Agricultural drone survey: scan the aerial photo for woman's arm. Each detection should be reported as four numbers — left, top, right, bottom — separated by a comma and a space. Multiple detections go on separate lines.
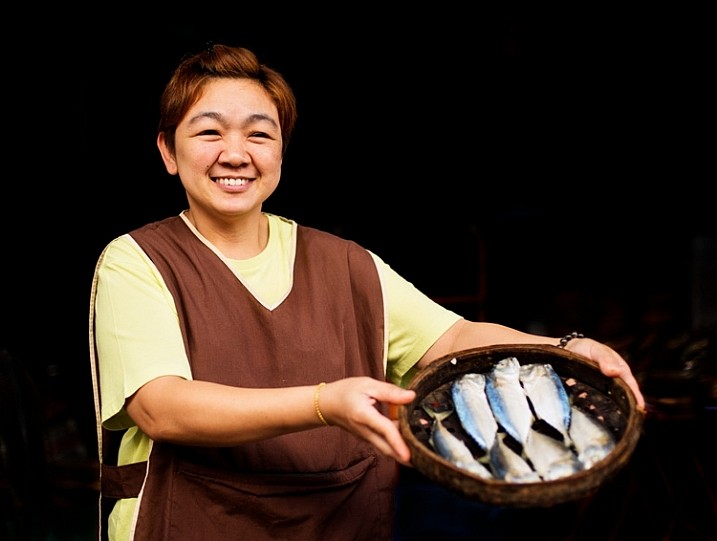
417, 319, 646, 411
126, 375, 417, 465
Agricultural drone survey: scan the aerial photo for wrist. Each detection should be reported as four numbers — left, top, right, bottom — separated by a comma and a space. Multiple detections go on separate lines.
314, 382, 330, 426
557, 331, 585, 349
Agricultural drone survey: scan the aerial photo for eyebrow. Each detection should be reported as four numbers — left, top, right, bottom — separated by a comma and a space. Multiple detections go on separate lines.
187, 111, 278, 129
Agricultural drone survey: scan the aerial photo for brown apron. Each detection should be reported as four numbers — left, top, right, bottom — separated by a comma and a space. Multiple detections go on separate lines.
94, 217, 396, 540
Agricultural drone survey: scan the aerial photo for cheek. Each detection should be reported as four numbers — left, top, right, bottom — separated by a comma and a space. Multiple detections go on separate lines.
180, 146, 216, 171
255, 147, 283, 170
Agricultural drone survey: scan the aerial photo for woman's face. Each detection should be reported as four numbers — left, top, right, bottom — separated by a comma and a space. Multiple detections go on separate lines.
158, 78, 283, 222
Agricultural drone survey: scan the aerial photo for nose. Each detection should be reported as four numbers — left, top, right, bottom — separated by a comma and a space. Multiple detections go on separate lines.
220, 135, 250, 166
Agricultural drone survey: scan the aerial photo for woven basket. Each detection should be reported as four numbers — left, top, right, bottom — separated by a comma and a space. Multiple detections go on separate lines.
398, 344, 644, 507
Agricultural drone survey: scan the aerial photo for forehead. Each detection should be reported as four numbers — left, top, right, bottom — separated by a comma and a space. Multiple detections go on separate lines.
188, 78, 278, 121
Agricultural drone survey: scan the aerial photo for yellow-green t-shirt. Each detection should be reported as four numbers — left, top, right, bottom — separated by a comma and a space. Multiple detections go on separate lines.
93, 212, 461, 540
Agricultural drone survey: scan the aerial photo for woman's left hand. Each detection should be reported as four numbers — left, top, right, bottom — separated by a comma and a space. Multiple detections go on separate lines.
566, 338, 646, 411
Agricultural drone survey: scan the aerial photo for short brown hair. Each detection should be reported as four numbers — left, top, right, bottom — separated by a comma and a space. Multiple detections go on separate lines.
158, 44, 297, 156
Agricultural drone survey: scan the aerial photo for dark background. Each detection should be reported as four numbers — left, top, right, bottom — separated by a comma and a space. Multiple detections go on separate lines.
1, 8, 715, 540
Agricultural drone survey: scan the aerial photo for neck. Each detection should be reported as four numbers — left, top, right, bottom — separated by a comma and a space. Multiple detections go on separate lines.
183, 210, 269, 260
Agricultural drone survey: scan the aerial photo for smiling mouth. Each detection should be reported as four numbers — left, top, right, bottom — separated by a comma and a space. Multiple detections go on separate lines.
214, 177, 251, 187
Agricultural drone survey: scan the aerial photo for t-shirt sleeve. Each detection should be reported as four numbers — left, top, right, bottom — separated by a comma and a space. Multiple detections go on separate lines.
94, 235, 192, 430
370, 253, 462, 387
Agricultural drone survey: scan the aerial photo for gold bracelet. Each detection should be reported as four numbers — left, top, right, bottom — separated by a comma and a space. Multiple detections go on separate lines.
314, 382, 329, 426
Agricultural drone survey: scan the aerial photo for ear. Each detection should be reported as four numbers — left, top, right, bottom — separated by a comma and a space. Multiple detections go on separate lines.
157, 133, 178, 175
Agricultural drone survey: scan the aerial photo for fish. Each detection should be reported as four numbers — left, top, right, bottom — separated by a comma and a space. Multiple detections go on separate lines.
519, 362, 572, 444
451, 373, 498, 452
428, 416, 494, 479
486, 357, 535, 445
523, 428, 582, 481
569, 405, 616, 469
489, 432, 541, 483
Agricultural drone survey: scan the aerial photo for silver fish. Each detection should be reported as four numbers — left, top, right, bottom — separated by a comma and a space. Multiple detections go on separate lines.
523, 428, 582, 481
519, 363, 572, 444
569, 405, 616, 469
489, 432, 541, 483
486, 357, 535, 445
451, 373, 498, 452
429, 417, 493, 479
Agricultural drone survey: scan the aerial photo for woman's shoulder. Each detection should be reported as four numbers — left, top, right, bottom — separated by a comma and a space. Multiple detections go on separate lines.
97, 233, 154, 272
268, 214, 356, 245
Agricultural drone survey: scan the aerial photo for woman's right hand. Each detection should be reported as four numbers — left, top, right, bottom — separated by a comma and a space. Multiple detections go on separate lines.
319, 377, 416, 466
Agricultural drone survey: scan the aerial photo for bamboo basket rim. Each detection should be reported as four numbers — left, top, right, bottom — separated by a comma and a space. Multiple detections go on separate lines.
398, 343, 645, 507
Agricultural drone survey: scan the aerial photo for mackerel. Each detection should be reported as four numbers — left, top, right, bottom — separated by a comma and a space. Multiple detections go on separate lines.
523, 428, 582, 481
519, 362, 572, 444
486, 357, 535, 445
451, 373, 498, 452
569, 405, 616, 468
489, 432, 541, 483
429, 416, 493, 479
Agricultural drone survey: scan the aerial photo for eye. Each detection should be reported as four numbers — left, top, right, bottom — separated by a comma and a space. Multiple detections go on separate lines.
249, 131, 271, 139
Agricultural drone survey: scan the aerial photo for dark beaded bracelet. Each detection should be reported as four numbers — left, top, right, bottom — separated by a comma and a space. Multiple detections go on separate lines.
557, 331, 585, 348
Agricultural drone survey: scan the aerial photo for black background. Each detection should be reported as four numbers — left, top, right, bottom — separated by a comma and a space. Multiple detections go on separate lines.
0, 7, 714, 540
2, 7, 714, 434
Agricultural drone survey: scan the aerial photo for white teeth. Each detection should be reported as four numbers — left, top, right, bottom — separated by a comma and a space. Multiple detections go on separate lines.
216, 178, 249, 186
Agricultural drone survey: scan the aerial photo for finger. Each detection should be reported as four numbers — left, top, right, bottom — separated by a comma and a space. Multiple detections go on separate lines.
365, 414, 412, 465
597, 354, 646, 411
572, 341, 646, 412
372, 382, 415, 405
616, 369, 646, 411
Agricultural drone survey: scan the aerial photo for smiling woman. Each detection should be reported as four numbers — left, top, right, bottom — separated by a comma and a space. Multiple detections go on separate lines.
0, 12, 711, 541
83, 42, 650, 541
156, 77, 286, 256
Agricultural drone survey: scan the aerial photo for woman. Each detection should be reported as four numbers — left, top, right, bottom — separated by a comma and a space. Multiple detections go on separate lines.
89, 43, 644, 541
